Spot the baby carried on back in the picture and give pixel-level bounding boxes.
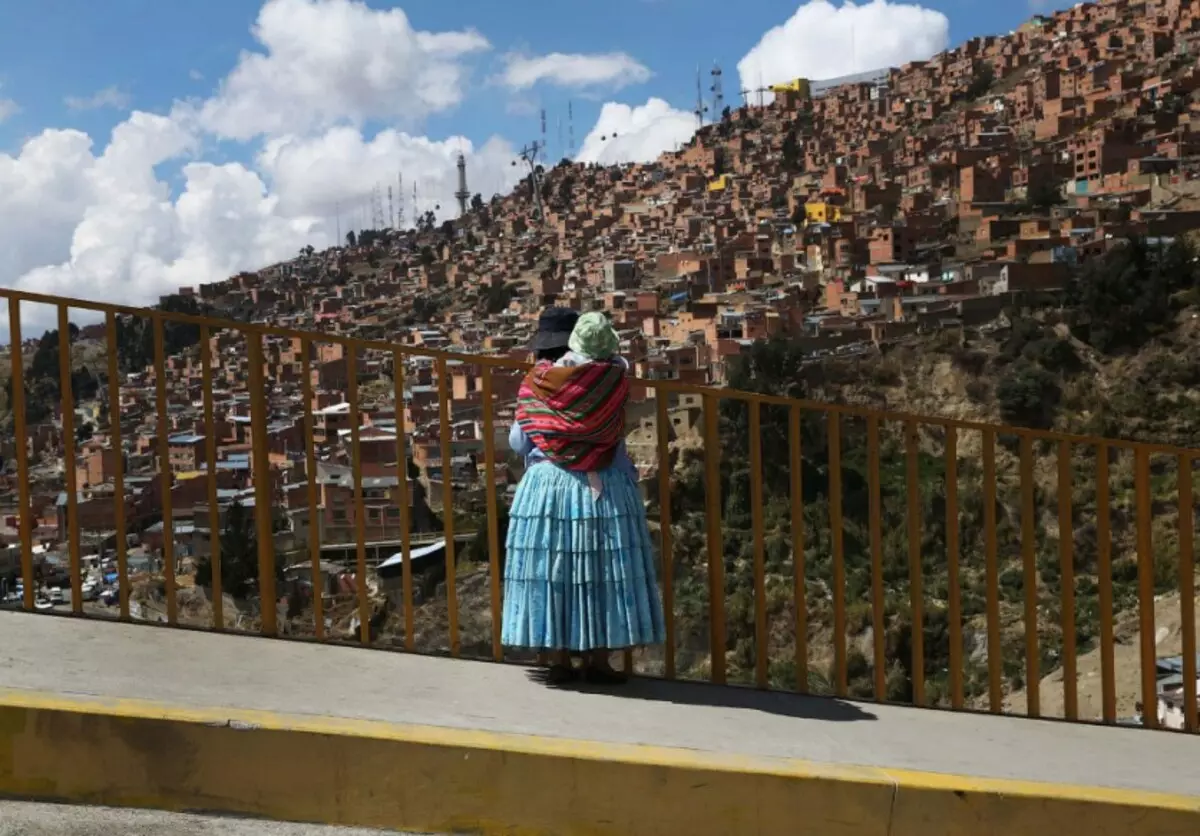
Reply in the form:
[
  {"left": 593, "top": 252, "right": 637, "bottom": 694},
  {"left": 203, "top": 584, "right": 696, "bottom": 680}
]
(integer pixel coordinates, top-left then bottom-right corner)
[{"left": 514, "top": 312, "right": 634, "bottom": 492}]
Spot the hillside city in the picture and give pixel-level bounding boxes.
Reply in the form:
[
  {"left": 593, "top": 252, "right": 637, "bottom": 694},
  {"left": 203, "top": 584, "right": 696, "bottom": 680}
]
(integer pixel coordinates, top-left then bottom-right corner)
[{"left": 3, "top": 0, "right": 1200, "bottom": 725}]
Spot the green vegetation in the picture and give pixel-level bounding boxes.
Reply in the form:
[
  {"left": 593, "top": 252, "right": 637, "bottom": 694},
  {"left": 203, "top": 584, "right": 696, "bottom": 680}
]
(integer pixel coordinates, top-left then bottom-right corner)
[
  {"left": 657, "top": 236, "right": 1200, "bottom": 709},
  {"left": 194, "top": 500, "right": 287, "bottom": 599}
]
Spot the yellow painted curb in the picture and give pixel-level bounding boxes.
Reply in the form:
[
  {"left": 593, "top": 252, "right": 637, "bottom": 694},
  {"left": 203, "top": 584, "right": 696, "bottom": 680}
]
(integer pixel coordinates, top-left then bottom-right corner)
[{"left": 0, "top": 687, "right": 1196, "bottom": 836}]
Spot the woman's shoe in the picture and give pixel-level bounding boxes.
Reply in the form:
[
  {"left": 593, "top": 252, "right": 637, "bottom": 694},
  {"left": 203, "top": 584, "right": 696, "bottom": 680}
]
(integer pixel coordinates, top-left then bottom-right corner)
[
  {"left": 583, "top": 665, "right": 628, "bottom": 686},
  {"left": 546, "top": 663, "right": 578, "bottom": 685}
]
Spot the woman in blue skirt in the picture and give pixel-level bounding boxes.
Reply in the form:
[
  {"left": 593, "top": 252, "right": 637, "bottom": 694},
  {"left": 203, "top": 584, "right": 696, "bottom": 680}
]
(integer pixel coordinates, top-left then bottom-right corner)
[{"left": 502, "top": 308, "right": 666, "bottom": 685}]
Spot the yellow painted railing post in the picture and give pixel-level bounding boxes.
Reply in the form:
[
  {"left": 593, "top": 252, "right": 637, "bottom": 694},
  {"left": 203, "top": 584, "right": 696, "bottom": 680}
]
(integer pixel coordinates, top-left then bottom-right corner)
[
  {"left": 982, "top": 429, "right": 1002, "bottom": 713},
  {"left": 703, "top": 394, "right": 726, "bottom": 684},
  {"left": 1058, "top": 441, "right": 1077, "bottom": 721},
  {"left": 106, "top": 312, "right": 130, "bottom": 622},
  {"left": 347, "top": 344, "right": 369, "bottom": 645},
  {"left": 392, "top": 350, "right": 415, "bottom": 652},
  {"left": 867, "top": 416, "right": 886, "bottom": 701},
  {"left": 481, "top": 366, "right": 503, "bottom": 661},
  {"left": 945, "top": 427, "right": 963, "bottom": 710},
  {"left": 749, "top": 401, "right": 768, "bottom": 689},
  {"left": 1134, "top": 449, "right": 1157, "bottom": 730},
  {"left": 200, "top": 325, "right": 223, "bottom": 630},
  {"left": 657, "top": 392, "right": 676, "bottom": 680},
  {"left": 7, "top": 297, "right": 34, "bottom": 612},
  {"left": 1019, "top": 435, "right": 1039, "bottom": 718},
  {"left": 58, "top": 305, "right": 83, "bottom": 613},
  {"left": 789, "top": 405, "right": 808, "bottom": 693},
  {"left": 829, "top": 412, "right": 847, "bottom": 698},
  {"left": 152, "top": 313, "right": 177, "bottom": 625},
  {"left": 905, "top": 420, "right": 925, "bottom": 707},
  {"left": 1097, "top": 443, "right": 1116, "bottom": 724},
  {"left": 247, "top": 332, "right": 277, "bottom": 637},
  {"left": 1178, "top": 453, "right": 1197, "bottom": 733},
  {"left": 436, "top": 357, "right": 459, "bottom": 657},
  {"left": 300, "top": 337, "right": 322, "bottom": 639}
]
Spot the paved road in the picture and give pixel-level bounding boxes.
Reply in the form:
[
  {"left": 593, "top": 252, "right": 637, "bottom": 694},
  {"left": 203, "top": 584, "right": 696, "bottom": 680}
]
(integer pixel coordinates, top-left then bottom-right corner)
[
  {"left": 0, "top": 802, "right": 427, "bottom": 835},
  {"left": 1, "top": 610, "right": 1196, "bottom": 795}
]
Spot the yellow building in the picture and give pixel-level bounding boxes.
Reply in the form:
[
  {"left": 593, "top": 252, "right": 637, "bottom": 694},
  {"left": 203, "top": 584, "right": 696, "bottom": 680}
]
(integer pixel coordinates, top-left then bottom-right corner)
[
  {"left": 770, "top": 78, "right": 812, "bottom": 99},
  {"left": 804, "top": 202, "right": 843, "bottom": 224},
  {"left": 707, "top": 174, "right": 731, "bottom": 192}
]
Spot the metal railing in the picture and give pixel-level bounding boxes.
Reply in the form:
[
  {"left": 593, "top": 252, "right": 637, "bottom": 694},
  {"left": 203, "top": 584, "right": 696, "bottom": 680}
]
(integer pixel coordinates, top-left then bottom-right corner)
[{"left": 1, "top": 286, "right": 1197, "bottom": 733}]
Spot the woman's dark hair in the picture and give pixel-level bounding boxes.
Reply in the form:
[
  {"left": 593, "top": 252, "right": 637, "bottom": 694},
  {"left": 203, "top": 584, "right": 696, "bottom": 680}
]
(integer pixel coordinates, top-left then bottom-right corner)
[{"left": 535, "top": 345, "right": 569, "bottom": 362}]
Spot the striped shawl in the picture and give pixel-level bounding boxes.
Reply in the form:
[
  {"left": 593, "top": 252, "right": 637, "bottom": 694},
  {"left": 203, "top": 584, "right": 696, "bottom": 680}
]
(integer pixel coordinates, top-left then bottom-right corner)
[{"left": 515, "top": 359, "right": 629, "bottom": 472}]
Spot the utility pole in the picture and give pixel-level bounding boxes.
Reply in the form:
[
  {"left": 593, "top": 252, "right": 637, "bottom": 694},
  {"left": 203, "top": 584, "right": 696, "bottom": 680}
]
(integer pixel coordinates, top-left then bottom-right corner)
[
  {"left": 514, "top": 141, "right": 545, "bottom": 223},
  {"left": 711, "top": 63, "right": 724, "bottom": 118}
]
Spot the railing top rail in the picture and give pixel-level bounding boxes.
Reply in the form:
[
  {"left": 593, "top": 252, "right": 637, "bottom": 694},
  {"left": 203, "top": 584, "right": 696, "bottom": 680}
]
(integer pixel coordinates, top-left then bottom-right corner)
[{"left": 5, "top": 285, "right": 1200, "bottom": 458}]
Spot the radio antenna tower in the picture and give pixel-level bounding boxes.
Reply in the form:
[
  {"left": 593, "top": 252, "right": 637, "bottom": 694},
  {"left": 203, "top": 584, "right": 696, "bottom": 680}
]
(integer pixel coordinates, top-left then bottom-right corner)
[
  {"left": 396, "top": 172, "right": 405, "bottom": 230},
  {"left": 387, "top": 186, "right": 394, "bottom": 229},
  {"left": 694, "top": 66, "right": 707, "bottom": 129},
  {"left": 568, "top": 101, "right": 576, "bottom": 158},
  {"left": 455, "top": 151, "right": 470, "bottom": 217},
  {"left": 514, "top": 141, "right": 545, "bottom": 222},
  {"left": 540, "top": 108, "right": 547, "bottom": 150},
  {"left": 711, "top": 63, "right": 724, "bottom": 117},
  {"left": 372, "top": 184, "right": 385, "bottom": 230},
  {"left": 335, "top": 200, "right": 341, "bottom": 245}
]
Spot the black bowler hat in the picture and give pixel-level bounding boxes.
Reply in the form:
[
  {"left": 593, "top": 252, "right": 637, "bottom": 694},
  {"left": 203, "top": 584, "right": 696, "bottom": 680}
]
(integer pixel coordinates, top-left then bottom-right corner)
[{"left": 530, "top": 307, "right": 580, "bottom": 352}]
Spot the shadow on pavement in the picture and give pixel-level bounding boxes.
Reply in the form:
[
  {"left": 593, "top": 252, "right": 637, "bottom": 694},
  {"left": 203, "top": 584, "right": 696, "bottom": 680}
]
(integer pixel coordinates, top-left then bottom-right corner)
[{"left": 527, "top": 668, "right": 877, "bottom": 722}]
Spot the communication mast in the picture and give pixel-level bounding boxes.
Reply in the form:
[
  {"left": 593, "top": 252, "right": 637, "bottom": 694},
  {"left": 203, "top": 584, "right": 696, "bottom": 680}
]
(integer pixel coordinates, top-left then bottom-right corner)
[
  {"left": 711, "top": 63, "right": 725, "bottom": 118},
  {"left": 396, "top": 172, "right": 405, "bottom": 230},
  {"left": 694, "top": 66, "right": 707, "bottom": 129},
  {"left": 387, "top": 185, "right": 394, "bottom": 229},
  {"left": 371, "top": 184, "right": 385, "bottom": 230},
  {"left": 455, "top": 151, "right": 470, "bottom": 217},
  {"left": 568, "top": 101, "right": 576, "bottom": 158},
  {"left": 514, "top": 141, "right": 545, "bottom": 222}
]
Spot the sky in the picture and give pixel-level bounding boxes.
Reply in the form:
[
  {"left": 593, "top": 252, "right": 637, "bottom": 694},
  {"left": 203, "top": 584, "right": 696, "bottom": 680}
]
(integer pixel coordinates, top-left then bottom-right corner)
[{"left": 0, "top": 0, "right": 1041, "bottom": 335}]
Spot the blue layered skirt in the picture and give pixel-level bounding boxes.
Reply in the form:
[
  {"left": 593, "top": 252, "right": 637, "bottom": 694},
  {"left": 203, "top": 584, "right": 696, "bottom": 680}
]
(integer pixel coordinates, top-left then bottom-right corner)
[{"left": 502, "top": 463, "right": 667, "bottom": 652}]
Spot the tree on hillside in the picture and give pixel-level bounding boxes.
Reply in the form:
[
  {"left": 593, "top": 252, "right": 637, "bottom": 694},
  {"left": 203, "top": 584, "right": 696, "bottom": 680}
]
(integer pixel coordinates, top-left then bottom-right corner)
[
  {"left": 1067, "top": 235, "right": 1200, "bottom": 354},
  {"left": 996, "top": 360, "right": 1061, "bottom": 429},
  {"left": 1027, "top": 178, "right": 1065, "bottom": 211},
  {"left": 470, "top": 193, "right": 484, "bottom": 213},
  {"left": 965, "top": 64, "right": 995, "bottom": 100},
  {"left": 345, "top": 230, "right": 357, "bottom": 247},
  {"left": 194, "top": 500, "right": 284, "bottom": 600},
  {"left": 781, "top": 130, "right": 801, "bottom": 172}
]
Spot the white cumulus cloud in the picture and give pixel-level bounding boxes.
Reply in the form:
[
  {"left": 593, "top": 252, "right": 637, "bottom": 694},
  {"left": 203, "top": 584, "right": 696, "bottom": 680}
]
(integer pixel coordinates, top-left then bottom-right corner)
[
  {"left": 258, "top": 127, "right": 521, "bottom": 221},
  {"left": 737, "top": 0, "right": 949, "bottom": 91},
  {"left": 576, "top": 98, "right": 696, "bottom": 166},
  {"left": 1, "top": 120, "right": 521, "bottom": 337},
  {"left": 198, "top": 0, "right": 490, "bottom": 141},
  {"left": 0, "top": 0, "right": 521, "bottom": 338},
  {"left": 500, "top": 52, "right": 652, "bottom": 92}
]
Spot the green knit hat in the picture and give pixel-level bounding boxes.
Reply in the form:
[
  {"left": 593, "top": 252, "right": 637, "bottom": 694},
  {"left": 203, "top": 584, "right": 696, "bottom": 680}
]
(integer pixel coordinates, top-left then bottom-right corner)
[{"left": 568, "top": 311, "right": 619, "bottom": 359}]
